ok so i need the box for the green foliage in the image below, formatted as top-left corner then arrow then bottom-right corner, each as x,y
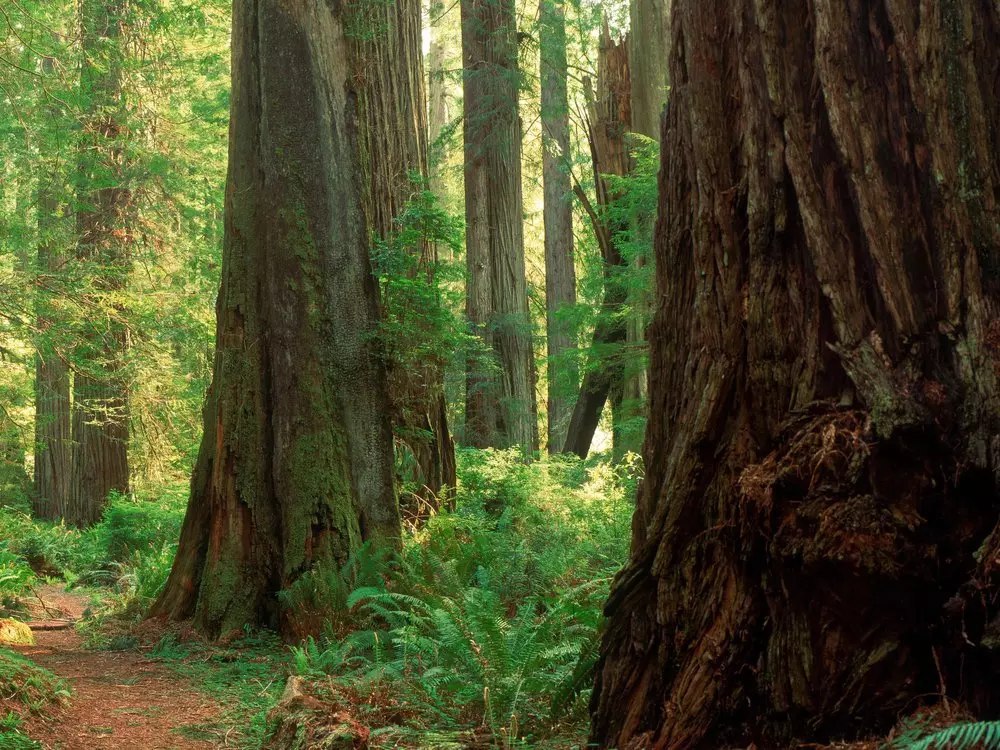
277,542 -> 393,638
93,491 -> 184,563
0,492 -> 181,619
0,548 -> 35,604
0,713 -> 42,750
889,720 -> 1000,750
288,449 -> 632,746
0,649 -> 69,712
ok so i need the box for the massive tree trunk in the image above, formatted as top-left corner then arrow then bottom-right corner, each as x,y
540,0 -> 577,453
461,0 -> 538,453
354,0 -> 457,507
33,53 -> 72,521
68,0 -> 131,527
562,25 -> 630,459
150,0 -> 399,638
592,2 -> 1000,748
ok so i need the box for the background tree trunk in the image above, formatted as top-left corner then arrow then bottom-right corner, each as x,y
461,0 -> 538,453
562,24 -> 630,458
33,54 -> 72,521
150,0 -> 399,638
354,0 -> 457,508
628,0 -> 669,140
613,0 -> 671,460
592,2 -> 1000,748
427,0 -> 449,196
540,0 -> 577,454
68,0 -> 131,527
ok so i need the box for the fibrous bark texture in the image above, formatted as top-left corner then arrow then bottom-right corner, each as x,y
461,0 -> 538,453
592,2 -> 1000,748
151,0 -> 399,638
563,25 -> 630,459
68,0 -> 131,527
354,0 -> 457,507
540,0 -> 577,453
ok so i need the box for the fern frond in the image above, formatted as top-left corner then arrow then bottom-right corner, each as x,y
891,720 -> 1000,750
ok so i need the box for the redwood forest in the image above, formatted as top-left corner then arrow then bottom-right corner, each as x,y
2,1 -> 1000,749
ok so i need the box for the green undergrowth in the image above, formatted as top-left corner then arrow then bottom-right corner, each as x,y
281,448 -> 634,748
0,448 -> 634,748
0,649 -> 68,711
0,648 -> 69,749
0,487 -> 185,625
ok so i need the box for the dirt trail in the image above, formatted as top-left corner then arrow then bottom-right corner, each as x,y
12,585 -> 222,750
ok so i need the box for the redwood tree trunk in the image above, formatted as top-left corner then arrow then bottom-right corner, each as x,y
68,0 -> 131,527
150,0 -> 399,638
540,0 -> 578,453
562,25 -> 631,458
614,0 -> 670,460
33,53 -> 72,521
461,0 -> 538,453
427,0 -> 449,195
354,0 -> 457,507
628,0 -> 669,140
592,2 -> 1000,748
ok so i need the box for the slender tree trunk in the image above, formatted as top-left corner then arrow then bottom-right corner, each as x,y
355,0 -> 457,509
628,0 -> 669,140
33,54 -> 72,521
461,0 -> 538,454
613,0 -> 671,460
592,2 -> 1000,748
150,0 -> 399,638
68,0 -> 131,527
562,25 -> 631,458
427,0 -> 449,195
540,0 -> 577,453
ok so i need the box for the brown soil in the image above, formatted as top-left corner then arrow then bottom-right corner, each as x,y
12,585 -> 222,750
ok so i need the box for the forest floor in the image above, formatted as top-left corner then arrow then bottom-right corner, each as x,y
12,585 -> 223,750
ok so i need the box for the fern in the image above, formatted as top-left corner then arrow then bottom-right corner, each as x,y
890,720 -> 1000,750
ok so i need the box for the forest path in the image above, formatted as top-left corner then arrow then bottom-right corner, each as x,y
13,584 -> 221,750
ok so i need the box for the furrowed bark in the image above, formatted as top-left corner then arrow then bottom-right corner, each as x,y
592,2 -> 1000,748
151,0 -> 399,638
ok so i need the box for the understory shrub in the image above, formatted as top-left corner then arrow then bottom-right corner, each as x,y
287,449 -> 632,747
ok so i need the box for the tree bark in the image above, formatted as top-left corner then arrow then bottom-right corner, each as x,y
461,0 -> 538,454
592,2 -> 1000,748
33,53 -> 72,521
540,0 -> 577,453
150,0 -> 399,638
354,0 -> 457,507
67,0 -> 131,527
562,25 -> 630,459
